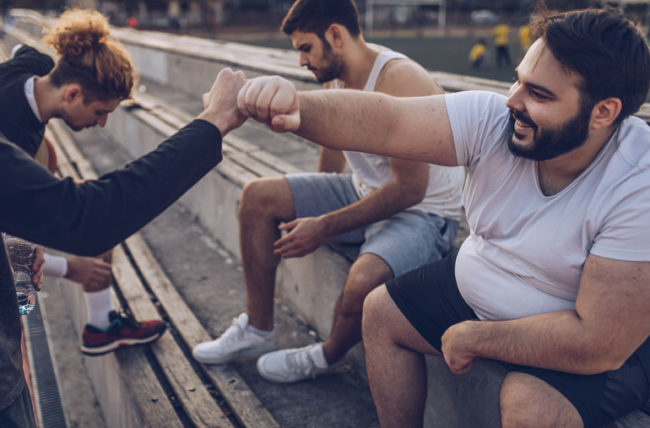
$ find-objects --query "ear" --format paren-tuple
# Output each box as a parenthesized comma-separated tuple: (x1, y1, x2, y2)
(63, 84, 83, 104)
(325, 23, 345, 49)
(590, 97, 622, 130)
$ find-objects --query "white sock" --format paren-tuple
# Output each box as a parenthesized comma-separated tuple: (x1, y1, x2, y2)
(84, 288, 114, 330)
(310, 343, 328, 369)
(246, 324, 274, 339)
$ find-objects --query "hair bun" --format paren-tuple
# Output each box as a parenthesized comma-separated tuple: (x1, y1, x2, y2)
(43, 9, 111, 60)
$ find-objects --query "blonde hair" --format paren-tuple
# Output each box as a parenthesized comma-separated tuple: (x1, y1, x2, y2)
(42, 9, 135, 102)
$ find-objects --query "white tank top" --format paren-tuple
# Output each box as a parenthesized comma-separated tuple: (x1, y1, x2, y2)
(337, 49, 465, 221)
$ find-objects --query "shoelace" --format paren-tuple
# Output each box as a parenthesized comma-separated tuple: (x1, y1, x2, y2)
(107, 311, 141, 337)
(218, 317, 246, 344)
(285, 348, 317, 378)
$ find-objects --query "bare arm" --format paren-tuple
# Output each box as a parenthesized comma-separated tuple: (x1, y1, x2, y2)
(272, 60, 443, 258)
(442, 254, 650, 375)
(318, 147, 346, 173)
(315, 61, 440, 236)
(237, 75, 459, 166)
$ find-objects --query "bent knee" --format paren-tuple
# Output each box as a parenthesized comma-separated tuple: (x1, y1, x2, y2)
(341, 275, 383, 314)
(239, 178, 291, 219)
(362, 286, 391, 327)
(500, 372, 583, 428)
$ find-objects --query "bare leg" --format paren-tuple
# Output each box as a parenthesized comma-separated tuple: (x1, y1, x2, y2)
(500, 372, 583, 428)
(239, 177, 295, 331)
(322, 253, 393, 363)
(363, 286, 441, 428)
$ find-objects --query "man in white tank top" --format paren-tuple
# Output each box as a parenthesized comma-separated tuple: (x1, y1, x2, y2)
(193, 0, 465, 384)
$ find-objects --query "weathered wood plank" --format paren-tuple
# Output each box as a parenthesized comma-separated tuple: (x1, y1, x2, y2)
(113, 347, 183, 428)
(45, 122, 183, 428)
(124, 234, 280, 428)
(111, 247, 232, 428)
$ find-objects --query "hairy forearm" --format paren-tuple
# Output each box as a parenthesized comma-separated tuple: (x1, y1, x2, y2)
(295, 90, 457, 166)
(296, 90, 396, 155)
(456, 311, 628, 375)
(320, 179, 423, 238)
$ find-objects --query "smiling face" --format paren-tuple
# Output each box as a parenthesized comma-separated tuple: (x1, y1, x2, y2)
(60, 87, 120, 131)
(291, 30, 344, 83)
(505, 39, 595, 161)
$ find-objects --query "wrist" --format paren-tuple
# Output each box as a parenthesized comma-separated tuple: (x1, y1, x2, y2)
(197, 111, 232, 136)
(318, 214, 335, 238)
(44, 253, 68, 278)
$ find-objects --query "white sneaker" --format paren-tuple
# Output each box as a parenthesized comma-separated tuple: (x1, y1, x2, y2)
(192, 313, 275, 364)
(256, 343, 329, 383)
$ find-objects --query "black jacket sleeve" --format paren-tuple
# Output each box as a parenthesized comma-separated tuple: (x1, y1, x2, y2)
(0, 119, 222, 255)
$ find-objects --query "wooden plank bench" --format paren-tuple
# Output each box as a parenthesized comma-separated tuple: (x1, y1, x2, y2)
(47, 119, 238, 428)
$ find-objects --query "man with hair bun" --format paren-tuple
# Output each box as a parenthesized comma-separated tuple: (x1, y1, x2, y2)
(0, 8, 166, 358)
(238, 7, 650, 427)
(0, 9, 247, 426)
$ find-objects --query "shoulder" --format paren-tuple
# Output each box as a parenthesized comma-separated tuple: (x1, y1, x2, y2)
(5, 45, 54, 76)
(615, 117, 650, 168)
(375, 58, 442, 97)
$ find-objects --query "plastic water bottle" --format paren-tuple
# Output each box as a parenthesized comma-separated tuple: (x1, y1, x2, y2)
(14, 271, 35, 315)
(4, 235, 36, 315)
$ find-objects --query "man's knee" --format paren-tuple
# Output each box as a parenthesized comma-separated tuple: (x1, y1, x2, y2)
(238, 177, 291, 220)
(500, 372, 583, 428)
(362, 286, 391, 334)
(341, 269, 384, 315)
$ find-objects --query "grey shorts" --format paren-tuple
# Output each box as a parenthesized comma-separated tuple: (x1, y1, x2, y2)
(286, 172, 459, 277)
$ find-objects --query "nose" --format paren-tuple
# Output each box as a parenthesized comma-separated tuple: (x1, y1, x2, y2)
(299, 53, 309, 68)
(97, 114, 108, 128)
(505, 81, 524, 112)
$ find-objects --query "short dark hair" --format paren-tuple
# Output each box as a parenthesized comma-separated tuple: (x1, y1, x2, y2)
(531, 8, 650, 123)
(281, 0, 362, 40)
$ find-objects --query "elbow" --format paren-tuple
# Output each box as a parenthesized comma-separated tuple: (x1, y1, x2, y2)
(570, 338, 632, 375)
(402, 185, 427, 207)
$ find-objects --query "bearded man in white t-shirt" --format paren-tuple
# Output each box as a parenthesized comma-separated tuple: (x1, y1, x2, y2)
(236, 7, 650, 428)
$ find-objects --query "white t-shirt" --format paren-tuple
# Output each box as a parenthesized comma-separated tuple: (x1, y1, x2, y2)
(446, 91, 650, 320)
(332, 49, 466, 221)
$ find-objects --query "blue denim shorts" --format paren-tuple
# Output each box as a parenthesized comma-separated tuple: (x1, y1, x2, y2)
(286, 172, 459, 277)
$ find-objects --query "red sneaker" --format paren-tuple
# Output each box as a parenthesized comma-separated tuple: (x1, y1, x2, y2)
(81, 310, 167, 356)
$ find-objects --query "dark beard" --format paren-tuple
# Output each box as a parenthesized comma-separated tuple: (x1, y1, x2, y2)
(507, 102, 593, 161)
(311, 40, 345, 83)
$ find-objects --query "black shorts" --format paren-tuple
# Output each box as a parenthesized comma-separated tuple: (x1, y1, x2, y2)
(386, 251, 650, 428)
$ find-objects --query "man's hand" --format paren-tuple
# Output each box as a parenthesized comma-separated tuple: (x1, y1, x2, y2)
(237, 75, 300, 133)
(31, 246, 44, 291)
(65, 256, 112, 293)
(273, 216, 328, 258)
(441, 321, 478, 374)
(197, 68, 247, 136)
